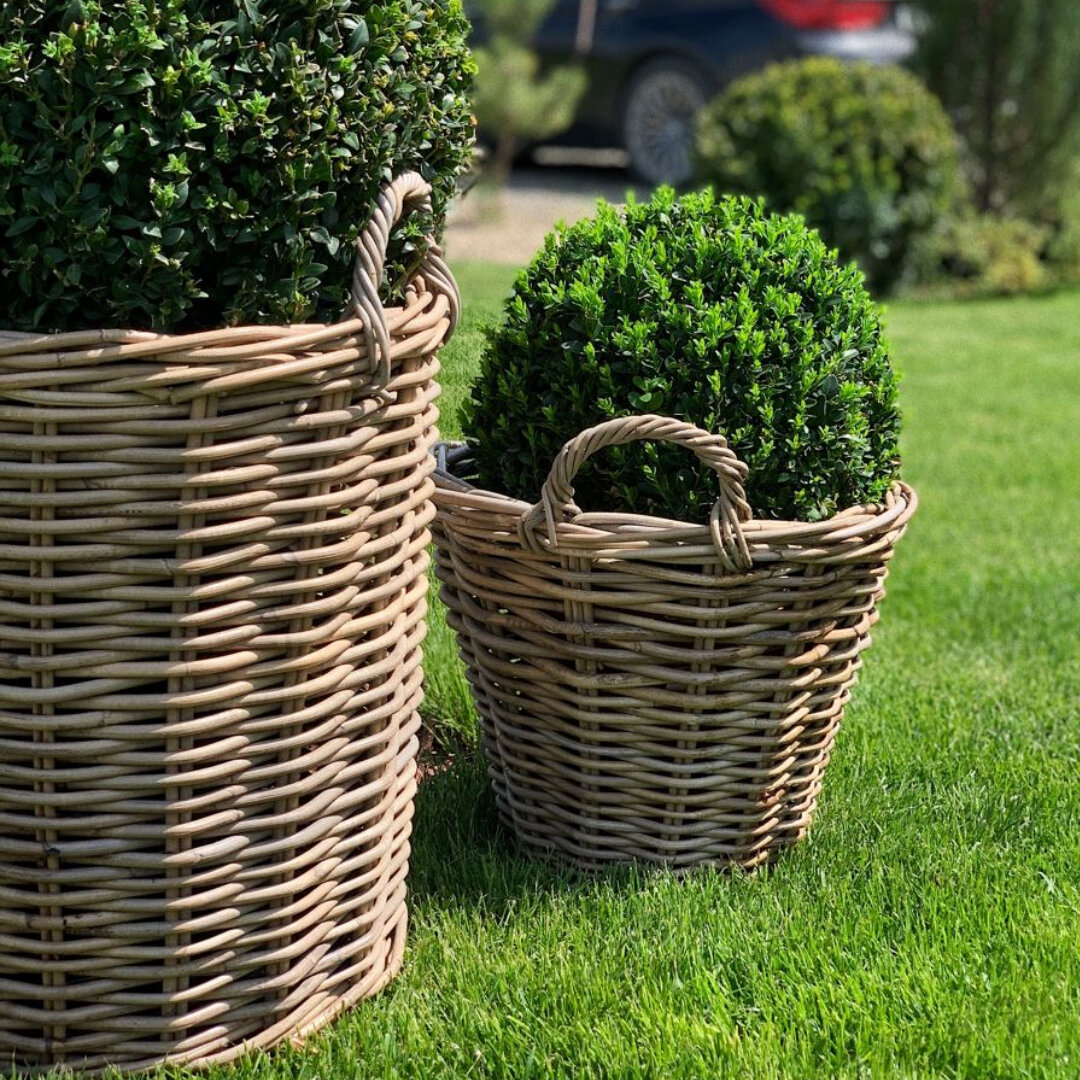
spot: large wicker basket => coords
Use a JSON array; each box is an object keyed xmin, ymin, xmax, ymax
[
  {"xmin": 0, "ymin": 174, "xmax": 458, "ymax": 1074},
  {"xmin": 433, "ymin": 414, "xmax": 916, "ymax": 872}
]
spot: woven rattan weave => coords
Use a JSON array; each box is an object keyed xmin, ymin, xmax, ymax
[
  {"xmin": 0, "ymin": 174, "xmax": 457, "ymax": 1074},
  {"xmin": 433, "ymin": 415, "xmax": 915, "ymax": 872}
]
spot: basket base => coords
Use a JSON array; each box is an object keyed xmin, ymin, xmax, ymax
[
  {"xmin": 489, "ymin": 780, "xmax": 820, "ymax": 874},
  {"xmin": 4, "ymin": 883, "xmax": 411, "ymax": 1078}
]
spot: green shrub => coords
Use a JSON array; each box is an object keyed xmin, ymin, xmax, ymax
[
  {"xmin": 464, "ymin": 188, "xmax": 901, "ymax": 524},
  {"xmin": 469, "ymin": 0, "xmax": 586, "ymax": 186},
  {"xmin": 1042, "ymin": 210, "xmax": 1080, "ymax": 287},
  {"xmin": 0, "ymin": 0, "xmax": 474, "ymax": 333},
  {"xmin": 1033, "ymin": 165, "xmax": 1080, "ymax": 287},
  {"xmin": 695, "ymin": 58, "xmax": 965, "ymax": 294},
  {"xmin": 917, "ymin": 214, "xmax": 1049, "ymax": 298}
]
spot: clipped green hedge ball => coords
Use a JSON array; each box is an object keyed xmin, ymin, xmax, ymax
[
  {"xmin": 0, "ymin": 0, "xmax": 474, "ymax": 332},
  {"xmin": 465, "ymin": 187, "xmax": 901, "ymax": 523},
  {"xmin": 696, "ymin": 58, "xmax": 965, "ymax": 294}
]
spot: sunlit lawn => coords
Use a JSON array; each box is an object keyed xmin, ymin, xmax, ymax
[{"xmin": 212, "ymin": 269, "xmax": 1080, "ymax": 1079}]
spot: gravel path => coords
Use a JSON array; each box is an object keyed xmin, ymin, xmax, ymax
[{"xmin": 444, "ymin": 166, "xmax": 643, "ymax": 265}]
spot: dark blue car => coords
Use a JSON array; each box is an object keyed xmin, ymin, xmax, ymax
[{"xmin": 490, "ymin": 0, "xmax": 916, "ymax": 185}]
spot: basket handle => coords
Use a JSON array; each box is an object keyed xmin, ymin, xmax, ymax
[
  {"xmin": 349, "ymin": 172, "xmax": 460, "ymax": 384},
  {"xmin": 522, "ymin": 414, "xmax": 754, "ymax": 571}
]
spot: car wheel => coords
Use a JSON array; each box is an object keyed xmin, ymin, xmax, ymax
[{"xmin": 622, "ymin": 58, "xmax": 711, "ymax": 187}]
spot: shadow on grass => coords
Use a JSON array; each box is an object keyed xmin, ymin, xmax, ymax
[{"xmin": 406, "ymin": 752, "xmax": 650, "ymax": 915}]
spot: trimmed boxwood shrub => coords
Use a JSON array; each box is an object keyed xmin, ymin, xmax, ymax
[
  {"xmin": 696, "ymin": 58, "xmax": 965, "ymax": 293},
  {"xmin": 464, "ymin": 187, "xmax": 900, "ymax": 524},
  {"xmin": 0, "ymin": 0, "xmax": 474, "ymax": 333}
]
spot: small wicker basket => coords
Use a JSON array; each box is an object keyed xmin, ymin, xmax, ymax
[
  {"xmin": 0, "ymin": 174, "xmax": 457, "ymax": 1074},
  {"xmin": 433, "ymin": 414, "xmax": 915, "ymax": 872}
]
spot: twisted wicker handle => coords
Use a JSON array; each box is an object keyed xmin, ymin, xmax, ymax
[
  {"xmin": 524, "ymin": 414, "xmax": 754, "ymax": 571},
  {"xmin": 349, "ymin": 172, "xmax": 460, "ymax": 384}
]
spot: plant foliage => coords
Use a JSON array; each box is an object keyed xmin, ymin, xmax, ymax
[
  {"xmin": 465, "ymin": 188, "xmax": 901, "ymax": 524},
  {"xmin": 0, "ymin": 0, "xmax": 474, "ymax": 332},
  {"xmin": 469, "ymin": 0, "xmax": 586, "ymax": 184},
  {"xmin": 918, "ymin": 212, "xmax": 1049, "ymax": 298},
  {"xmin": 911, "ymin": 0, "xmax": 1080, "ymax": 218},
  {"xmin": 696, "ymin": 58, "xmax": 964, "ymax": 293}
]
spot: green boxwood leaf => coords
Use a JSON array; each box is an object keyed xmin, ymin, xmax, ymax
[{"xmin": 6, "ymin": 216, "xmax": 36, "ymax": 237}]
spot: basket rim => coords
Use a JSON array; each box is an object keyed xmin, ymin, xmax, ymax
[
  {"xmin": 0, "ymin": 287, "xmax": 446, "ymax": 372},
  {"xmin": 0, "ymin": 289, "xmax": 431, "ymax": 356},
  {"xmin": 432, "ymin": 439, "xmax": 916, "ymax": 555}
]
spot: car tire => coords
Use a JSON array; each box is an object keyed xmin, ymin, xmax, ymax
[{"xmin": 622, "ymin": 57, "xmax": 712, "ymax": 187}]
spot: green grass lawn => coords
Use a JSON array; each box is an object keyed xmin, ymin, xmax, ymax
[{"xmin": 220, "ymin": 270, "xmax": 1080, "ymax": 1079}]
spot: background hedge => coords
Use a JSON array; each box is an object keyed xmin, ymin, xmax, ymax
[
  {"xmin": 465, "ymin": 188, "xmax": 901, "ymax": 524},
  {"xmin": 696, "ymin": 58, "xmax": 964, "ymax": 294},
  {"xmin": 0, "ymin": 0, "xmax": 474, "ymax": 332}
]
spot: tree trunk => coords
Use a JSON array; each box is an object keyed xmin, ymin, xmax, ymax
[
  {"xmin": 492, "ymin": 131, "xmax": 517, "ymax": 188},
  {"xmin": 978, "ymin": 0, "xmax": 998, "ymax": 212}
]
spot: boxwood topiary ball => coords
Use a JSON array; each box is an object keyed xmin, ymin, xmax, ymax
[
  {"xmin": 464, "ymin": 187, "xmax": 901, "ymax": 524},
  {"xmin": 695, "ymin": 58, "xmax": 966, "ymax": 294},
  {"xmin": 0, "ymin": 0, "xmax": 474, "ymax": 333}
]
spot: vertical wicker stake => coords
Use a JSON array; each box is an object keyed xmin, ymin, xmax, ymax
[{"xmin": 0, "ymin": 174, "xmax": 458, "ymax": 1075}]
